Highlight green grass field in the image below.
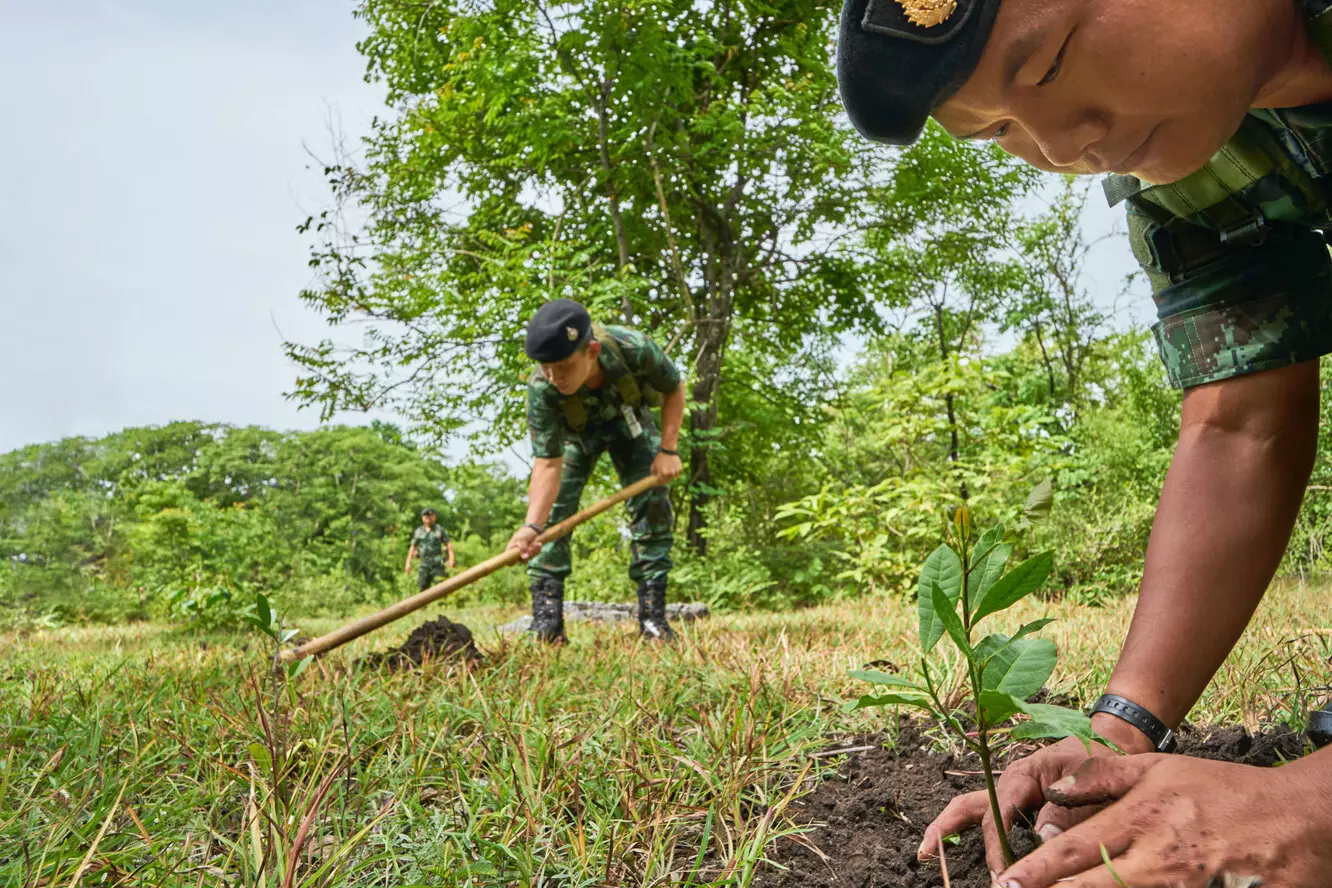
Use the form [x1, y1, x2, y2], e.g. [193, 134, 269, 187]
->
[2, 582, 1328, 887]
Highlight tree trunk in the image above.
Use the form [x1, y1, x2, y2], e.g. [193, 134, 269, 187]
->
[686, 228, 736, 556]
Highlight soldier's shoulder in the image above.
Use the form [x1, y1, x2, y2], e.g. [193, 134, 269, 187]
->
[601, 324, 658, 352]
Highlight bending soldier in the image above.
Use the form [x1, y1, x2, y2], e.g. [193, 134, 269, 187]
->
[506, 299, 686, 643]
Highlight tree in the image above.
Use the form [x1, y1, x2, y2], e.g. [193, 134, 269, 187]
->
[288, 0, 884, 553]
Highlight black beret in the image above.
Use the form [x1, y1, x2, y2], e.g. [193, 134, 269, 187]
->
[525, 299, 592, 363]
[421, 507, 436, 516]
[838, 0, 1000, 146]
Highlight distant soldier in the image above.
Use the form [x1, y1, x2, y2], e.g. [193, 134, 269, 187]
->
[506, 299, 685, 643]
[405, 508, 455, 591]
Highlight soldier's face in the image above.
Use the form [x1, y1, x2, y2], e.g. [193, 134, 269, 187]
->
[541, 341, 601, 395]
[934, 0, 1304, 184]
[422, 514, 436, 527]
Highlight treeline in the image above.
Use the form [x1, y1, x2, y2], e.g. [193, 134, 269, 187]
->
[0, 422, 525, 625]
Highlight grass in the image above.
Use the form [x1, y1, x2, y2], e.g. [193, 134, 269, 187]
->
[1, 579, 1328, 887]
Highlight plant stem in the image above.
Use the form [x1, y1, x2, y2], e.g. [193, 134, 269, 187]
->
[977, 736, 1016, 867]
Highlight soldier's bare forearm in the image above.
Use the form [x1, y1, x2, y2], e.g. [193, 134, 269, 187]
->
[659, 383, 685, 451]
[525, 458, 564, 527]
[1107, 361, 1319, 742]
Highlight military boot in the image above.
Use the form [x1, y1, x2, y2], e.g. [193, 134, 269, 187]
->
[636, 577, 675, 641]
[1309, 700, 1332, 749]
[529, 576, 567, 645]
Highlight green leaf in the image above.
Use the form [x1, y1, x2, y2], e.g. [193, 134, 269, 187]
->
[286, 656, 313, 680]
[969, 543, 1011, 610]
[972, 551, 1053, 623]
[1010, 702, 1094, 745]
[248, 742, 273, 774]
[982, 637, 1056, 699]
[849, 670, 925, 692]
[970, 524, 1005, 565]
[1024, 479, 1054, 523]
[931, 581, 970, 657]
[918, 544, 963, 652]
[972, 633, 1010, 665]
[847, 693, 936, 712]
[1010, 618, 1056, 642]
[978, 690, 1023, 724]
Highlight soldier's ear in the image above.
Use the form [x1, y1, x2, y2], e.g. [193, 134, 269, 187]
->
[586, 339, 602, 359]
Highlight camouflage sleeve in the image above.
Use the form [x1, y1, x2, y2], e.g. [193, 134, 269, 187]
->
[1126, 201, 1332, 388]
[410, 526, 422, 546]
[440, 527, 450, 544]
[527, 376, 566, 459]
[620, 330, 682, 394]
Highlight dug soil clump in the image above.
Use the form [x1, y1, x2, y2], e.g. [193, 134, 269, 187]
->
[360, 616, 485, 670]
[752, 720, 1306, 888]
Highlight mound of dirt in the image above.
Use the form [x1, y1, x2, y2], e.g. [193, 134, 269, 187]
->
[752, 721, 1307, 888]
[360, 616, 484, 670]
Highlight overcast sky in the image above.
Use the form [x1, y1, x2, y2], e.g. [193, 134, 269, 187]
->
[0, 1, 1152, 457]
[0, 0, 393, 454]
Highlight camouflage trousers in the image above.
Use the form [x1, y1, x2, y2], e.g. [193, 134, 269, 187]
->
[417, 561, 447, 592]
[527, 421, 674, 584]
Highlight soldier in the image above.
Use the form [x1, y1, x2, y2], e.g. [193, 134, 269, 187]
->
[838, 0, 1332, 884]
[505, 299, 685, 644]
[405, 508, 455, 591]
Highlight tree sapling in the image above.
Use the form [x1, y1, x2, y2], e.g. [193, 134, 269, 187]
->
[851, 497, 1098, 867]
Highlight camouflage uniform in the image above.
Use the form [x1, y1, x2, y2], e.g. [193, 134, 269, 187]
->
[526, 325, 681, 584]
[1109, 0, 1332, 388]
[411, 524, 451, 591]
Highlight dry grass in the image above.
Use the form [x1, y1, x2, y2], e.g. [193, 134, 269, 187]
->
[0, 580, 1327, 886]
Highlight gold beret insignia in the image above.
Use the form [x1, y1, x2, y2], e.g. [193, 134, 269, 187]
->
[894, 0, 957, 27]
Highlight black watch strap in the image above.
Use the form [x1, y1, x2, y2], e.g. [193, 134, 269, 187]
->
[1090, 694, 1178, 753]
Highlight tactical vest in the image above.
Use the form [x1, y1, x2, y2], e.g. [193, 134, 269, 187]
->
[1104, 1, 1332, 273]
[558, 324, 664, 433]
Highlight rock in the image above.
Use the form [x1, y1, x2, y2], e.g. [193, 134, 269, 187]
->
[497, 600, 709, 634]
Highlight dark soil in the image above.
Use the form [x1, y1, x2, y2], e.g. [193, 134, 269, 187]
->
[360, 616, 485, 670]
[752, 721, 1307, 888]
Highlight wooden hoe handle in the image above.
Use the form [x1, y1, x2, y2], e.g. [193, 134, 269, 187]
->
[279, 474, 664, 663]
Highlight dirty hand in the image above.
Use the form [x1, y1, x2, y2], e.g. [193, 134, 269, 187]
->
[506, 525, 543, 561]
[652, 450, 683, 483]
[993, 751, 1332, 887]
[920, 736, 1118, 874]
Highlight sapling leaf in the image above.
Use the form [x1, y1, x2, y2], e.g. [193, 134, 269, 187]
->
[255, 594, 272, 632]
[1010, 702, 1095, 746]
[978, 690, 1023, 724]
[970, 543, 1011, 608]
[1024, 479, 1054, 523]
[918, 544, 963, 652]
[982, 637, 1056, 699]
[846, 693, 935, 712]
[931, 581, 970, 657]
[972, 633, 1010, 665]
[287, 656, 313, 679]
[848, 670, 926, 692]
[972, 551, 1054, 623]
[970, 524, 1005, 565]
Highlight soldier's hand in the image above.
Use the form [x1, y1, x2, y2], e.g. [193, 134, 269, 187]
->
[652, 450, 683, 483]
[506, 525, 543, 561]
[447, 559, 456, 570]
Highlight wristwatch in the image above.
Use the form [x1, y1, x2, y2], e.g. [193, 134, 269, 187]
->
[1090, 693, 1178, 753]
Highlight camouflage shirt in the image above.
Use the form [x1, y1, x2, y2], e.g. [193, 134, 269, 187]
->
[411, 524, 450, 564]
[1109, 0, 1332, 388]
[527, 325, 682, 459]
